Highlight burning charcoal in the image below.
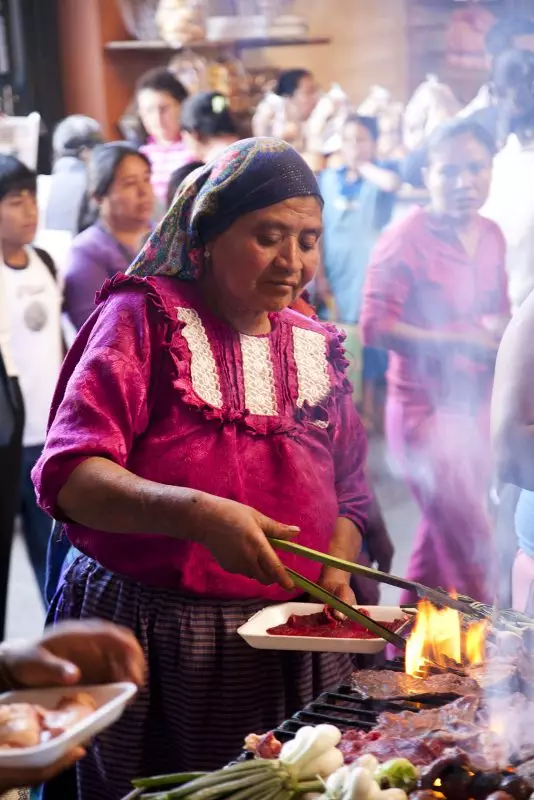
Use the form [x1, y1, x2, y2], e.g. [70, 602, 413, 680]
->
[516, 759, 534, 785]
[469, 771, 502, 800]
[485, 793, 515, 800]
[499, 774, 533, 800]
[419, 753, 470, 789]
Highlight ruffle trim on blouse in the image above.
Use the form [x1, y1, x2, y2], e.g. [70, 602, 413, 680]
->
[96, 275, 353, 438]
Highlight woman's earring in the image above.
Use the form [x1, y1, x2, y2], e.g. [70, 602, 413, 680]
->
[204, 249, 211, 265]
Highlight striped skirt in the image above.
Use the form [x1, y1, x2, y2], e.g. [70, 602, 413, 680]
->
[45, 556, 353, 800]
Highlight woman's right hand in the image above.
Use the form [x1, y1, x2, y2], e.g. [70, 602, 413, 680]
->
[195, 497, 298, 591]
[459, 329, 500, 360]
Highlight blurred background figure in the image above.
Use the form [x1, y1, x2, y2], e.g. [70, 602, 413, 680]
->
[180, 91, 240, 162]
[64, 143, 154, 331]
[318, 114, 400, 431]
[136, 67, 192, 214]
[361, 120, 509, 604]
[482, 49, 534, 315]
[0, 155, 63, 603]
[166, 161, 204, 209]
[44, 115, 104, 236]
[252, 68, 319, 155]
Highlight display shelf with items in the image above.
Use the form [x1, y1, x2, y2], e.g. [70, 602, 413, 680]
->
[105, 35, 331, 53]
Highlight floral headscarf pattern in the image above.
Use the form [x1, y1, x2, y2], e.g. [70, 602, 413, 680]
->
[128, 137, 321, 280]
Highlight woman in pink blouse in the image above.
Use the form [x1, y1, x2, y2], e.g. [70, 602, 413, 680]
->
[361, 119, 509, 605]
[33, 138, 369, 799]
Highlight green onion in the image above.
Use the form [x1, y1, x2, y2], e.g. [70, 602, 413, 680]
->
[133, 772, 207, 789]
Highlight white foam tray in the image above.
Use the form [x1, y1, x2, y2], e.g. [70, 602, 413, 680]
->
[238, 603, 406, 654]
[0, 682, 137, 768]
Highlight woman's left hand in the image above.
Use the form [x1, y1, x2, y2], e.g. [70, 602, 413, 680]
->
[0, 620, 146, 689]
[318, 568, 356, 609]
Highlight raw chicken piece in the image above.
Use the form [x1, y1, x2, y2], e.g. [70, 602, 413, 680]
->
[42, 692, 96, 739]
[0, 703, 41, 748]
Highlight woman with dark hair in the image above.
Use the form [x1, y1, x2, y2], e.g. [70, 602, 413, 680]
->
[64, 143, 154, 331]
[33, 138, 369, 798]
[361, 119, 510, 603]
[166, 160, 204, 208]
[137, 67, 192, 209]
[180, 91, 239, 162]
[252, 68, 319, 153]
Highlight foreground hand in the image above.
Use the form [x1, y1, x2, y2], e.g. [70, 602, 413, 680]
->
[198, 497, 298, 590]
[0, 746, 85, 792]
[1, 620, 146, 689]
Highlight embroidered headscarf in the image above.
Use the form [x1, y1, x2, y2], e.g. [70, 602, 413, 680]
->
[128, 137, 322, 280]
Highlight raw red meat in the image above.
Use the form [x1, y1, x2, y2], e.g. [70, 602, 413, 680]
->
[267, 607, 406, 639]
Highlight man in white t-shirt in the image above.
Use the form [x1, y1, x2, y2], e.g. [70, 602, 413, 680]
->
[481, 49, 534, 314]
[0, 274, 24, 639]
[0, 155, 63, 602]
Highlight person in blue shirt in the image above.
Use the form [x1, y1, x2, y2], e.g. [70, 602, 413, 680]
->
[317, 114, 400, 430]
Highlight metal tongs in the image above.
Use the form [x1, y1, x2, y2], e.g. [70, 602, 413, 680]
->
[269, 538, 487, 645]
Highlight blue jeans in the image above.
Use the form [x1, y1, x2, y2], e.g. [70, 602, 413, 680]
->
[19, 445, 52, 603]
[45, 522, 79, 606]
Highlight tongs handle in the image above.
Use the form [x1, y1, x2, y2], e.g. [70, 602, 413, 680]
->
[270, 538, 484, 619]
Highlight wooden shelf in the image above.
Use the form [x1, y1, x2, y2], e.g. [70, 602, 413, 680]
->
[105, 36, 331, 53]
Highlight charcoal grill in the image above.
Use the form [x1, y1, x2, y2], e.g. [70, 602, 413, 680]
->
[120, 660, 460, 797]
[270, 659, 459, 743]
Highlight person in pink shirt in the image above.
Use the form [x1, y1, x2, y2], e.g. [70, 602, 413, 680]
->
[33, 138, 369, 799]
[361, 119, 510, 605]
[137, 67, 193, 214]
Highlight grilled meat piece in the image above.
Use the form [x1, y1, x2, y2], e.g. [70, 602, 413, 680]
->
[375, 695, 482, 737]
[350, 669, 480, 700]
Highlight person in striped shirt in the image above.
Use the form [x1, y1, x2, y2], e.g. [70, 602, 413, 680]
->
[137, 67, 193, 216]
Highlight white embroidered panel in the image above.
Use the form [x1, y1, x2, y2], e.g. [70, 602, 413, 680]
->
[176, 307, 223, 408]
[292, 326, 331, 408]
[239, 335, 278, 416]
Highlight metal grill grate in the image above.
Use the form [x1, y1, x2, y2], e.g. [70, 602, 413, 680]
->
[271, 660, 456, 742]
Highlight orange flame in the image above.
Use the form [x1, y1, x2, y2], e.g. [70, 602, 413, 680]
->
[405, 598, 487, 676]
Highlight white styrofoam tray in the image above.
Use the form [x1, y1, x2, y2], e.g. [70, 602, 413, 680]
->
[0, 682, 137, 768]
[238, 603, 407, 654]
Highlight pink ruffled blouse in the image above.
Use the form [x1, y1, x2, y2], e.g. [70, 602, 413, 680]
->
[33, 275, 369, 601]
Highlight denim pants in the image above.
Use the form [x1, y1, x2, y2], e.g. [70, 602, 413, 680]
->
[19, 444, 52, 603]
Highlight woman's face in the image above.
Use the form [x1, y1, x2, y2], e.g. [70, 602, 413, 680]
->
[99, 155, 154, 227]
[137, 88, 182, 144]
[207, 196, 323, 313]
[424, 133, 493, 221]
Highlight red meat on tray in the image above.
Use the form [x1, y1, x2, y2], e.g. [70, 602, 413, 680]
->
[267, 606, 406, 639]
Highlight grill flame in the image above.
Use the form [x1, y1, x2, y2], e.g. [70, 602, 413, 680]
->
[405, 598, 488, 676]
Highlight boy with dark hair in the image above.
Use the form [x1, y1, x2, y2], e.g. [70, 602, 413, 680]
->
[0, 155, 62, 602]
[318, 114, 400, 431]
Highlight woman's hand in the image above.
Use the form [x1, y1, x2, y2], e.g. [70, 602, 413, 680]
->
[197, 497, 298, 591]
[459, 329, 500, 361]
[319, 567, 356, 609]
[0, 747, 85, 792]
[0, 620, 146, 689]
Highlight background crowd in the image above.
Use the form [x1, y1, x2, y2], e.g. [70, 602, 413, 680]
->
[1, 9, 534, 661]
[1, 7, 534, 798]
